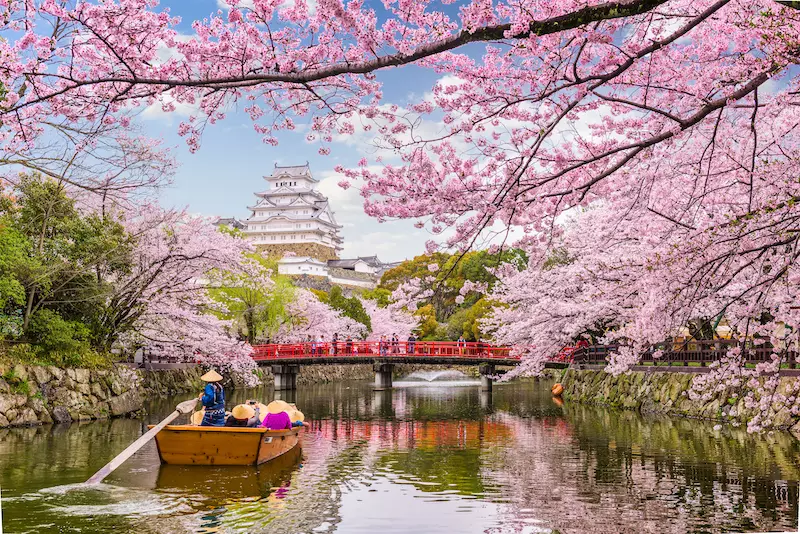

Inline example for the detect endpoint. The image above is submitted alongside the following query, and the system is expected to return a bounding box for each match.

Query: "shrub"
[27,309,92,356]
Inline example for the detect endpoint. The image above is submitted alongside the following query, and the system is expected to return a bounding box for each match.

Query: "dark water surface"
[0,378,798,533]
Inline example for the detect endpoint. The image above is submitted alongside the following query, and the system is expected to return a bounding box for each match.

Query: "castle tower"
[243,163,343,260]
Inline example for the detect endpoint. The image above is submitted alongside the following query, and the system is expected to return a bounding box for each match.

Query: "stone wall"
[560,368,800,435]
[256,242,338,260]
[139,367,206,396]
[0,363,144,427]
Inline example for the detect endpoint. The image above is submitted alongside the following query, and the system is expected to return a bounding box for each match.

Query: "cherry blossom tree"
[6,0,800,422]
[104,202,260,384]
[361,298,419,341]
[274,288,365,341]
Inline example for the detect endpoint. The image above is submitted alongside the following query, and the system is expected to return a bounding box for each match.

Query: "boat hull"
[149,425,302,466]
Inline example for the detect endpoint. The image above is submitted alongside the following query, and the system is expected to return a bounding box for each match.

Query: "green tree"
[0,174,133,357]
[0,222,30,338]
[207,254,296,344]
[379,249,528,330]
[325,286,371,332]
[360,287,391,307]
[414,304,438,340]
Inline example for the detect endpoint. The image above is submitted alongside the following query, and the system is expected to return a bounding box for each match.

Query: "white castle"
[215,163,397,288]
[244,163,343,259]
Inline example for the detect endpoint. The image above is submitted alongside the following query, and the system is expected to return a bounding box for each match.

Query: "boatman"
[198,369,226,426]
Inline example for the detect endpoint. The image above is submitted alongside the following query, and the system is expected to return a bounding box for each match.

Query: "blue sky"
[140,0,458,263]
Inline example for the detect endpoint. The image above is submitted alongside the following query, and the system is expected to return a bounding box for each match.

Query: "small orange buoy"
[551,383,564,397]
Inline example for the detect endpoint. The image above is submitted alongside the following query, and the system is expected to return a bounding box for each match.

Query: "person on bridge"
[391,334,400,354]
[198,369,226,426]
[333,332,339,355]
[457,335,466,355]
[407,334,416,354]
[379,335,388,357]
[345,335,353,356]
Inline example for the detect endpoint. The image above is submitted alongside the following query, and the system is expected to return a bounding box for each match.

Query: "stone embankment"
[0,364,220,428]
[0,363,144,427]
[560,368,800,436]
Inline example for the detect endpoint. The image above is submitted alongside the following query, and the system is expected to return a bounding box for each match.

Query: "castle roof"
[266,162,318,182]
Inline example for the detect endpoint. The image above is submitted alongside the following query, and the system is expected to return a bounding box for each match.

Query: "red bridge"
[251,341,523,391]
[252,340,520,366]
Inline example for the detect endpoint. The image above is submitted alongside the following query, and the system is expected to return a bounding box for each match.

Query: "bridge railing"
[252,341,517,361]
[572,340,798,368]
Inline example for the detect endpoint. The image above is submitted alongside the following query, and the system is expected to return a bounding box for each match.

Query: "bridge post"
[272,364,299,391]
[373,362,394,390]
[479,363,495,392]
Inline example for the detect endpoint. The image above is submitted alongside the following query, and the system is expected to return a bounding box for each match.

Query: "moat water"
[0,378,798,533]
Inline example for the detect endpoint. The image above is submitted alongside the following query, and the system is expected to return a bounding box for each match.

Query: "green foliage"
[326,286,371,331]
[414,304,438,340]
[379,249,527,339]
[27,309,91,355]
[360,287,391,307]
[207,253,296,343]
[0,174,134,363]
[445,308,470,340]
[1,367,30,395]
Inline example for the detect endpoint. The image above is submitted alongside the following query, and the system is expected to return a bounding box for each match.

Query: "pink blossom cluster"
[360,298,419,340]
[110,202,261,386]
[273,288,366,341]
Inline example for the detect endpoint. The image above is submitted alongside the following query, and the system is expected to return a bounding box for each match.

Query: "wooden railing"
[252,341,517,362]
[571,340,798,368]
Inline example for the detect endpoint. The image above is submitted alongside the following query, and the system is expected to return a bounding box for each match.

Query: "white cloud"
[316,168,425,262]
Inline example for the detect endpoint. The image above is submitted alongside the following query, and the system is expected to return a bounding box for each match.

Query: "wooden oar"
[86,397,199,485]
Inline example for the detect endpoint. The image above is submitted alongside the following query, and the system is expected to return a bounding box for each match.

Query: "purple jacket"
[261,411,291,430]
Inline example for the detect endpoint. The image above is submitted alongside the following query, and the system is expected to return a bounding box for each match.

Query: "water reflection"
[0,379,797,533]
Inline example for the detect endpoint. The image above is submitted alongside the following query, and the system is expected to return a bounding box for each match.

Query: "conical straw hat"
[200,369,223,382]
[289,409,305,423]
[266,400,292,414]
[231,404,255,420]
[255,402,269,418]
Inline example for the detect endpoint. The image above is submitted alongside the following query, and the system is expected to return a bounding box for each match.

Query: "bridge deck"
[252,341,520,366]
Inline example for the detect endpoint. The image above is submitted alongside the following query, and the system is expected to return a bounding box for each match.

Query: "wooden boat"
[149,425,302,466]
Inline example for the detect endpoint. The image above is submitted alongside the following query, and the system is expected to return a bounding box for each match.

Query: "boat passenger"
[261,400,293,430]
[198,369,226,426]
[289,407,311,429]
[225,403,261,427]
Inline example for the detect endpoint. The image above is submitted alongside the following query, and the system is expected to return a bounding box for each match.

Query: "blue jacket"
[200,383,225,426]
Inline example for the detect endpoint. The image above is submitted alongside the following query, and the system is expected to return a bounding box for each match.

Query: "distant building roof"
[328,255,395,273]
[213,217,245,229]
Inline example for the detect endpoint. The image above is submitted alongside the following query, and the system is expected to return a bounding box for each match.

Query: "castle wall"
[256,242,339,261]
